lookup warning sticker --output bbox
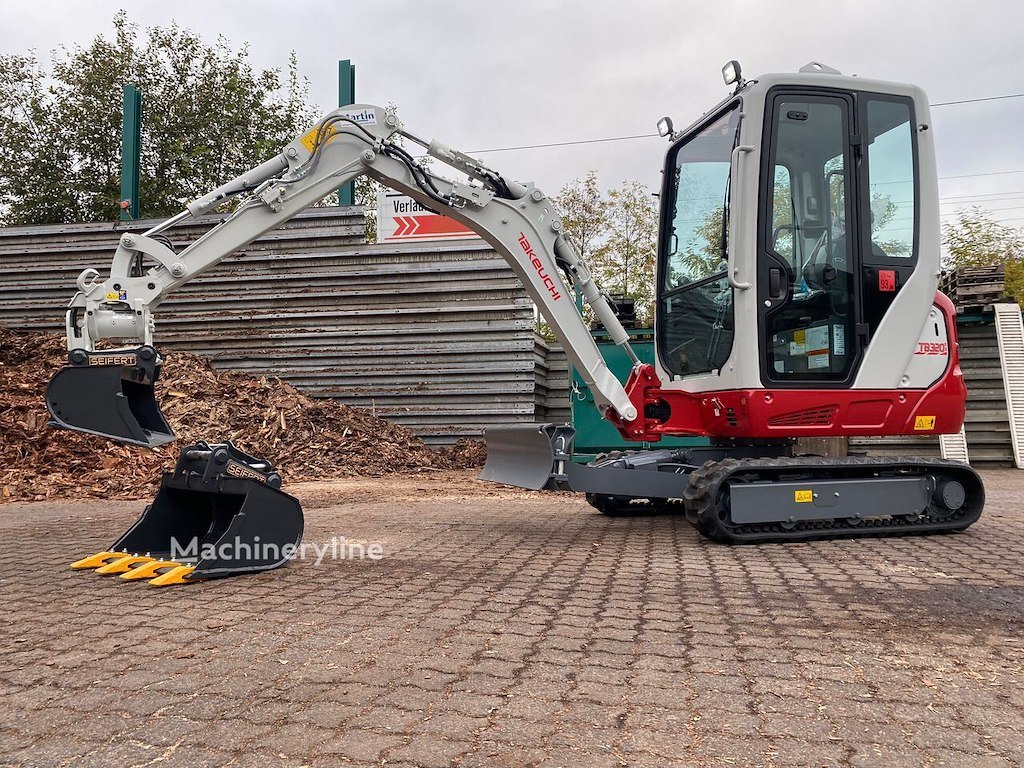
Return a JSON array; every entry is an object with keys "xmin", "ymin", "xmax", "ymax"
[
  {"xmin": 914, "ymin": 415, "xmax": 936, "ymax": 431},
  {"xmin": 790, "ymin": 329, "xmax": 808, "ymax": 355},
  {"xmin": 808, "ymin": 351, "xmax": 830, "ymax": 369},
  {"xmin": 805, "ymin": 325, "xmax": 829, "ymax": 353},
  {"xmin": 300, "ymin": 124, "xmax": 337, "ymax": 153},
  {"xmin": 794, "ymin": 490, "xmax": 813, "ymax": 503},
  {"xmin": 833, "ymin": 324, "xmax": 846, "ymax": 356}
]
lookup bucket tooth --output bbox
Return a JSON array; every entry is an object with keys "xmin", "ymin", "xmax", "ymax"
[
  {"xmin": 70, "ymin": 551, "xmax": 126, "ymax": 570},
  {"xmin": 95, "ymin": 554, "xmax": 155, "ymax": 575},
  {"xmin": 120, "ymin": 559, "xmax": 184, "ymax": 580},
  {"xmin": 148, "ymin": 565, "xmax": 196, "ymax": 587}
]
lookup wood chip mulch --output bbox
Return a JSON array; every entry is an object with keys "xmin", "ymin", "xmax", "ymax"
[{"xmin": 1, "ymin": 328, "xmax": 485, "ymax": 502}]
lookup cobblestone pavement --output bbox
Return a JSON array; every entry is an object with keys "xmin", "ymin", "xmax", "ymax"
[{"xmin": 1, "ymin": 469, "xmax": 1022, "ymax": 768}]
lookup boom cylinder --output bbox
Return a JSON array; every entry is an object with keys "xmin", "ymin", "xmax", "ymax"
[
  {"xmin": 187, "ymin": 154, "xmax": 289, "ymax": 217},
  {"xmin": 554, "ymin": 238, "xmax": 639, "ymax": 364}
]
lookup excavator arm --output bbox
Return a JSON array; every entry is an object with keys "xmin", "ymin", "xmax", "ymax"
[{"xmin": 47, "ymin": 104, "xmax": 640, "ymax": 447}]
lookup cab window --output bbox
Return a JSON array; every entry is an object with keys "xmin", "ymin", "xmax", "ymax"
[{"xmin": 658, "ymin": 104, "xmax": 741, "ymax": 377}]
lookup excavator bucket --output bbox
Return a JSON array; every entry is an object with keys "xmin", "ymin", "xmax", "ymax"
[
  {"xmin": 70, "ymin": 442, "xmax": 304, "ymax": 586},
  {"xmin": 480, "ymin": 423, "xmax": 576, "ymax": 490},
  {"xmin": 46, "ymin": 346, "xmax": 175, "ymax": 448}
]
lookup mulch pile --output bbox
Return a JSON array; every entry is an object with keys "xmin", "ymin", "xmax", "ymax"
[
  {"xmin": 1, "ymin": 328, "xmax": 484, "ymax": 502},
  {"xmin": 437, "ymin": 438, "xmax": 488, "ymax": 468}
]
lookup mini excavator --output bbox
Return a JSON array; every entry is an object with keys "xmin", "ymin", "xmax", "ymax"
[{"xmin": 48, "ymin": 61, "xmax": 983, "ymax": 570}]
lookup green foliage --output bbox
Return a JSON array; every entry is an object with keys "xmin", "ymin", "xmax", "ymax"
[
  {"xmin": 552, "ymin": 173, "xmax": 657, "ymax": 327},
  {"xmin": 553, "ymin": 171, "xmax": 610, "ymax": 263},
  {"xmin": 943, "ymin": 208, "xmax": 1024, "ymax": 304},
  {"xmin": 603, "ymin": 180, "xmax": 657, "ymax": 321},
  {"xmin": 0, "ymin": 12, "xmax": 316, "ymax": 225},
  {"xmin": 675, "ymin": 207, "xmax": 725, "ymax": 283}
]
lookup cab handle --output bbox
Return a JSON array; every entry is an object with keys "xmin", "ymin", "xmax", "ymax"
[{"xmin": 727, "ymin": 144, "xmax": 755, "ymax": 290}]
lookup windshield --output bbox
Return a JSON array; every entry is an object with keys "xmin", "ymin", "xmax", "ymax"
[
  {"xmin": 663, "ymin": 104, "xmax": 742, "ymax": 290},
  {"xmin": 658, "ymin": 103, "xmax": 741, "ymax": 378}
]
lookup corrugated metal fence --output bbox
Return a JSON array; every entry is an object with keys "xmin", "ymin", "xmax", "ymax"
[{"xmin": 0, "ymin": 207, "xmax": 541, "ymax": 445}]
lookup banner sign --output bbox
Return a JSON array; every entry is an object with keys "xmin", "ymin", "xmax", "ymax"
[{"xmin": 377, "ymin": 190, "xmax": 476, "ymax": 243}]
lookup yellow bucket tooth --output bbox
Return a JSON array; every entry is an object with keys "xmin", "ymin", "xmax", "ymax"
[
  {"xmin": 95, "ymin": 555, "xmax": 155, "ymax": 575},
  {"xmin": 120, "ymin": 559, "xmax": 184, "ymax": 581},
  {"xmin": 70, "ymin": 551, "xmax": 125, "ymax": 570},
  {"xmin": 148, "ymin": 565, "xmax": 196, "ymax": 587}
]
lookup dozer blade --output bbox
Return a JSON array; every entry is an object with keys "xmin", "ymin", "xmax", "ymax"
[
  {"xmin": 45, "ymin": 346, "xmax": 175, "ymax": 448},
  {"xmin": 67, "ymin": 441, "xmax": 304, "ymax": 586},
  {"xmin": 480, "ymin": 423, "xmax": 576, "ymax": 491}
]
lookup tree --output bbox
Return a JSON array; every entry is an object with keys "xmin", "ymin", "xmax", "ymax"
[
  {"xmin": 554, "ymin": 171, "xmax": 610, "ymax": 264},
  {"xmin": 538, "ymin": 172, "xmax": 612, "ymax": 338},
  {"xmin": 943, "ymin": 207, "xmax": 1024, "ymax": 304},
  {"xmin": 601, "ymin": 180, "xmax": 658, "ymax": 322},
  {"xmin": 549, "ymin": 174, "xmax": 658, "ymax": 327},
  {"xmin": 0, "ymin": 12, "xmax": 316, "ymax": 225}
]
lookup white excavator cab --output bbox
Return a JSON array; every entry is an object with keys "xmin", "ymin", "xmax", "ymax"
[
  {"xmin": 655, "ymin": 62, "xmax": 941, "ymax": 398},
  {"xmin": 601, "ymin": 61, "xmax": 964, "ymax": 449}
]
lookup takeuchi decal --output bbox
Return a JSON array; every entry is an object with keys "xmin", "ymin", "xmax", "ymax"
[{"xmin": 518, "ymin": 233, "xmax": 561, "ymax": 301}]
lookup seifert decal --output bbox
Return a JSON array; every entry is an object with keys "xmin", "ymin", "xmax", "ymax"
[{"xmin": 518, "ymin": 233, "xmax": 561, "ymax": 301}]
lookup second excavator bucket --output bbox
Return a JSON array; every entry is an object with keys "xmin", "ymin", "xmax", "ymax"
[
  {"xmin": 480, "ymin": 423, "xmax": 576, "ymax": 490},
  {"xmin": 46, "ymin": 346, "xmax": 175, "ymax": 448},
  {"xmin": 70, "ymin": 441, "xmax": 304, "ymax": 585}
]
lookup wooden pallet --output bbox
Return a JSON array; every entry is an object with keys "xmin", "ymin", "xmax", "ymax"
[{"xmin": 940, "ymin": 265, "xmax": 1007, "ymax": 312}]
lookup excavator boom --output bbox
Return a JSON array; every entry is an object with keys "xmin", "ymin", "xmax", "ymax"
[{"xmin": 48, "ymin": 105, "xmax": 640, "ymax": 449}]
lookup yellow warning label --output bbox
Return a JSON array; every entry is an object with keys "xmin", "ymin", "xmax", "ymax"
[
  {"xmin": 794, "ymin": 490, "xmax": 813, "ymax": 503},
  {"xmin": 914, "ymin": 415, "xmax": 936, "ymax": 431},
  {"xmin": 300, "ymin": 124, "xmax": 337, "ymax": 153},
  {"xmin": 794, "ymin": 329, "xmax": 806, "ymax": 344},
  {"xmin": 105, "ymin": 292, "xmax": 119, "ymax": 300}
]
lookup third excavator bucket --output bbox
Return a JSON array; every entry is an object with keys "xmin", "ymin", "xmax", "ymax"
[
  {"xmin": 71, "ymin": 441, "xmax": 304, "ymax": 586},
  {"xmin": 46, "ymin": 346, "xmax": 175, "ymax": 448}
]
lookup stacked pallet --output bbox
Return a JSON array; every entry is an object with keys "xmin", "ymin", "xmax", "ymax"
[{"xmin": 940, "ymin": 265, "xmax": 1007, "ymax": 312}]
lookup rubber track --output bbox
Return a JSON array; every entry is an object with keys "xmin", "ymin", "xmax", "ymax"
[{"xmin": 681, "ymin": 456, "xmax": 985, "ymax": 544}]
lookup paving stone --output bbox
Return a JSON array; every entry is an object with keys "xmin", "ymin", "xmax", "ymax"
[{"xmin": 2, "ymin": 470, "xmax": 1023, "ymax": 766}]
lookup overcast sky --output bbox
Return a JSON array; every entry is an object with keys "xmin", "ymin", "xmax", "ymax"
[{"xmin": 3, "ymin": 0, "xmax": 1023, "ymax": 231}]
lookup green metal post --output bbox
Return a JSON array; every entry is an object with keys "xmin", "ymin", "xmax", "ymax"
[
  {"xmin": 119, "ymin": 85, "xmax": 142, "ymax": 221},
  {"xmin": 337, "ymin": 60, "xmax": 356, "ymax": 207}
]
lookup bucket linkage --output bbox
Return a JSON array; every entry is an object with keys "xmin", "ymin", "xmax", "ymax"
[
  {"xmin": 71, "ymin": 441, "xmax": 304, "ymax": 586},
  {"xmin": 46, "ymin": 346, "xmax": 175, "ymax": 448}
]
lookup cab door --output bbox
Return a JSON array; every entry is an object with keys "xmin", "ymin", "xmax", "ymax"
[{"xmin": 757, "ymin": 91, "xmax": 861, "ymax": 387}]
